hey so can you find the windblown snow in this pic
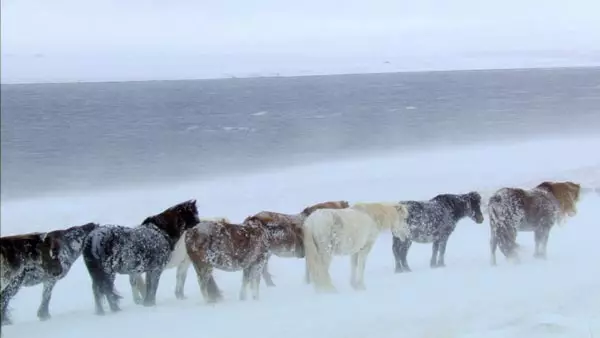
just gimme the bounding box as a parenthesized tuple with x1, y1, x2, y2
(1, 137, 599, 338)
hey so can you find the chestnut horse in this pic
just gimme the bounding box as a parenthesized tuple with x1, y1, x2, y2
(243, 200, 349, 286)
(488, 181, 581, 264)
(185, 216, 304, 303)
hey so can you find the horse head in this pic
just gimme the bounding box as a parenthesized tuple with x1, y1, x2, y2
(39, 232, 64, 277)
(142, 199, 200, 243)
(466, 192, 485, 224)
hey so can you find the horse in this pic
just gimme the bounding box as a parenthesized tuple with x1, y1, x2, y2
(129, 217, 230, 303)
(392, 192, 484, 273)
(185, 216, 304, 303)
(488, 181, 581, 265)
(1, 231, 63, 326)
(81, 199, 199, 315)
(17, 222, 99, 321)
(243, 200, 350, 286)
(303, 202, 409, 293)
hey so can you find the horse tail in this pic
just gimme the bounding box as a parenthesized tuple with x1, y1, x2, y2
(82, 229, 122, 301)
(488, 193, 520, 260)
(302, 213, 325, 287)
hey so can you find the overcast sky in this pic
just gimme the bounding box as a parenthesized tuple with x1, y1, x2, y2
(2, 0, 600, 83)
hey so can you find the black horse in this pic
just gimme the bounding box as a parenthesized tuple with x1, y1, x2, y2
(82, 200, 199, 315)
(392, 192, 484, 272)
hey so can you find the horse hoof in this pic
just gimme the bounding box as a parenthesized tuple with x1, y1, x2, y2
(95, 310, 106, 316)
(266, 282, 276, 287)
(37, 312, 51, 321)
(175, 294, 186, 300)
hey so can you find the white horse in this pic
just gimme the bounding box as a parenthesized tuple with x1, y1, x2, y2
(303, 202, 409, 293)
(130, 216, 230, 303)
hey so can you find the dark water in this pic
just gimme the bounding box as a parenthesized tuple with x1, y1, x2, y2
(2, 67, 600, 200)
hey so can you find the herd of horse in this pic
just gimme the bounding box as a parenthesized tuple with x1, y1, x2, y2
(0, 180, 593, 331)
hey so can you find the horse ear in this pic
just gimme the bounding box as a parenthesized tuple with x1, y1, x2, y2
(191, 199, 197, 207)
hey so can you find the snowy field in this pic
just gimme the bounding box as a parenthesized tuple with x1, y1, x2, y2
(2, 136, 600, 338)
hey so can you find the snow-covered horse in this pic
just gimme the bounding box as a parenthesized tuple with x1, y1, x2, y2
(303, 202, 409, 293)
(488, 181, 581, 265)
(18, 222, 99, 321)
(82, 199, 199, 315)
(243, 200, 349, 286)
(392, 192, 484, 272)
(129, 216, 230, 303)
(1, 232, 63, 326)
(185, 216, 304, 302)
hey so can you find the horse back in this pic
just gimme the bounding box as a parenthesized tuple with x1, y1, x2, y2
(490, 187, 558, 230)
(186, 222, 268, 270)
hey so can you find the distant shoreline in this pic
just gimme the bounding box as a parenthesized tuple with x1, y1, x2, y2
(3, 64, 600, 86)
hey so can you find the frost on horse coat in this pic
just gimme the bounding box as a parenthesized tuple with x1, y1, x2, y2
(392, 192, 484, 273)
(17, 222, 99, 321)
(1, 231, 63, 326)
(488, 181, 581, 265)
(244, 200, 349, 286)
(82, 199, 199, 315)
(303, 202, 409, 293)
(185, 216, 304, 303)
(129, 217, 229, 303)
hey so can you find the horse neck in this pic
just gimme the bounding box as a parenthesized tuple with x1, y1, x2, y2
(445, 195, 470, 222)
(144, 222, 178, 250)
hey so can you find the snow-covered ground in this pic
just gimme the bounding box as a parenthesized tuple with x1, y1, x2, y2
(2, 136, 600, 338)
(3, 0, 600, 83)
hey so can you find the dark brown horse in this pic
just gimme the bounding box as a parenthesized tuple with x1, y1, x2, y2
(243, 200, 349, 286)
(488, 181, 581, 265)
(185, 215, 305, 303)
(1, 232, 63, 325)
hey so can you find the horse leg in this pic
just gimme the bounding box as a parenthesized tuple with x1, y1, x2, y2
(191, 260, 220, 303)
(533, 228, 544, 259)
(436, 236, 449, 268)
(540, 228, 551, 259)
(262, 254, 276, 287)
(37, 279, 58, 321)
(175, 258, 191, 300)
(400, 239, 413, 272)
(304, 260, 311, 284)
(430, 240, 440, 268)
(1, 273, 25, 325)
(142, 270, 163, 307)
(534, 227, 551, 259)
(350, 252, 359, 287)
(250, 257, 267, 300)
(105, 273, 121, 313)
(353, 241, 375, 291)
(392, 236, 404, 273)
(316, 251, 336, 293)
(490, 230, 498, 266)
(240, 267, 251, 301)
(129, 273, 145, 305)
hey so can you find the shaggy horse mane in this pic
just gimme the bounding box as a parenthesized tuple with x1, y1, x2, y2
(535, 181, 581, 216)
(301, 200, 350, 216)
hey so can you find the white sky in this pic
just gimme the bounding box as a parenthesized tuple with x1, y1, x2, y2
(2, 0, 600, 83)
